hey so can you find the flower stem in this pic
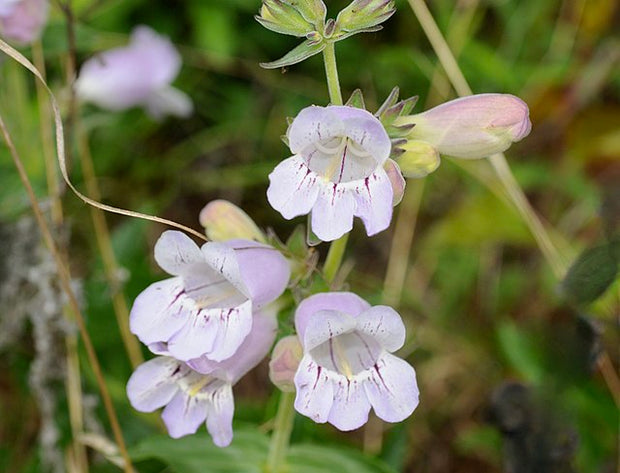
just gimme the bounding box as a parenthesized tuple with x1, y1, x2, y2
(323, 233, 350, 283)
(323, 41, 343, 106)
(266, 391, 296, 473)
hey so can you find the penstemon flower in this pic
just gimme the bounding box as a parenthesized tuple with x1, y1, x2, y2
(293, 292, 419, 431)
(127, 308, 277, 447)
(74, 25, 193, 119)
(129, 230, 289, 362)
(267, 105, 399, 241)
(393, 94, 531, 177)
(0, 0, 48, 44)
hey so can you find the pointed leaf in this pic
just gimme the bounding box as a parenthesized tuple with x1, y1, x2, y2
(260, 39, 326, 69)
(345, 89, 366, 109)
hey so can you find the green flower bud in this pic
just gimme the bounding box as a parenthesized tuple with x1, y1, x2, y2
(395, 140, 441, 178)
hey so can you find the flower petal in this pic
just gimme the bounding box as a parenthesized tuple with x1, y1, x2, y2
(267, 155, 320, 219)
(0, 0, 48, 44)
(161, 391, 208, 438)
(126, 356, 182, 412)
(352, 168, 394, 237)
(355, 305, 406, 352)
(205, 383, 235, 447)
(302, 310, 356, 351)
(295, 292, 371, 340)
(188, 307, 277, 382)
(167, 300, 253, 362)
(154, 230, 204, 276)
(384, 159, 406, 205)
(311, 182, 355, 241)
(227, 240, 290, 307)
(129, 277, 188, 345)
(287, 106, 345, 156)
(294, 355, 334, 424)
(129, 25, 181, 91)
(328, 378, 371, 431)
(340, 108, 391, 165)
(144, 86, 193, 120)
(364, 353, 419, 423)
(200, 241, 249, 297)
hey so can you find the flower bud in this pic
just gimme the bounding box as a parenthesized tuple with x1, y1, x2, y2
(396, 94, 531, 159)
(396, 140, 440, 178)
(256, 0, 322, 37)
(199, 200, 266, 243)
(334, 0, 396, 38)
(269, 335, 303, 392)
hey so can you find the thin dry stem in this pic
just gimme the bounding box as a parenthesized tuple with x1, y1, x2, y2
(31, 41, 88, 473)
(383, 181, 425, 308)
(0, 114, 134, 473)
(76, 124, 144, 369)
(406, 0, 620, 405)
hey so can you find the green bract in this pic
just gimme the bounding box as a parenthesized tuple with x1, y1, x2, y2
(257, 0, 395, 69)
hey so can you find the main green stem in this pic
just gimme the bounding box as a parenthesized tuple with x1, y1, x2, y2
(266, 392, 296, 473)
(266, 40, 348, 473)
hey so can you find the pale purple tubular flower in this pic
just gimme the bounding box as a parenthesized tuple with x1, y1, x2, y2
(293, 292, 419, 431)
(129, 230, 289, 362)
(0, 0, 49, 44)
(267, 105, 397, 242)
(127, 309, 277, 447)
(397, 93, 532, 159)
(74, 25, 193, 119)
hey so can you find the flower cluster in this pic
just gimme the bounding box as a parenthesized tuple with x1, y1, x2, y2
(118, 0, 533, 451)
(126, 230, 290, 446)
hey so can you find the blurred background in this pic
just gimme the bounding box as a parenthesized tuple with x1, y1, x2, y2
(0, 0, 618, 472)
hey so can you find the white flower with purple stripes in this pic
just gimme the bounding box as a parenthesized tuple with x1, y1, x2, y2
(293, 292, 419, 431)
(267, 105, 402, 242)
(127, 308, 277, 447)
(129, 230, 289, 362)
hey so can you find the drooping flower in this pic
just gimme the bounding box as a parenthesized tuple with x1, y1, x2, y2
(293, 292, 419, 430)
(0, 0, 48, 44)
(267, 105, 399, 241)
(394, 94, 531, 170)
(129, 230, 289, 362)
(127, 308, 277, 447)
(74, 25, 193, 119)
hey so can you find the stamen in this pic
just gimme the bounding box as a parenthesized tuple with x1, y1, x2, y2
(193, 288, 241, 309)
(347, 140, 372, 158)
(188, 376, 213, 396)
(314, 136, 347, 155)
(332, 337, 354, 379)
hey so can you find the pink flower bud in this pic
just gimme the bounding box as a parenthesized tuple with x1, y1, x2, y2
(397, 94, 531, 159)
(269, 335, 303, 392)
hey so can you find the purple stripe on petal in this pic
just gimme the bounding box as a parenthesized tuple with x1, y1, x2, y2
(267, 155, 321, 220)
(161, 391, 208, 439)
(126, 356, 182, 412)
(364, 353, 419, 423)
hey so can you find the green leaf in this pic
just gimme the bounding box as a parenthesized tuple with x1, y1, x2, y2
(560, 239, 619, 306)
(130, 429, 397, 473)
(496, 321, 545, 384)
(260, 39, 326, 69)
(130, 430, 268, 473)
(288, 444, 398, 473)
